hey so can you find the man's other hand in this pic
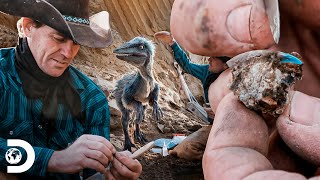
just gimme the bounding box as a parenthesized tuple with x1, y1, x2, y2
(47, 134, 116, 175)
(106, 151, 142, 180)
(154, 31, 175, 46)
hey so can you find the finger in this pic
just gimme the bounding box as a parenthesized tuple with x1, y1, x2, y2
(154, 31, 170, 37)
(203, 93, 273, 179)
(83, 149, 110, 167)
(203, 147, 273, 179)
(244, 170, 307, 180)
(207, 92, 269, 156)
(112, 152, 142, 177)
(110, 166, 122, 179)
(277, 91, 320, 165)
(105, 170, 116, 180)
(208, 69, 233, 113)
(154, 31, 165, 36)
(287, 91, 319, 125)
(84, 134, 116, 154)
(119, 150, 132, 157)
(110, 157, 130, 179)
(85, 141, 114, 161)
(81, 158, 106, 175)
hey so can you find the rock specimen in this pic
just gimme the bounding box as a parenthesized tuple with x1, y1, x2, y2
(228, 50, 303, 117)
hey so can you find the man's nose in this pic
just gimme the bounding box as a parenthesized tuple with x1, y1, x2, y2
(60, 40, 74, 59)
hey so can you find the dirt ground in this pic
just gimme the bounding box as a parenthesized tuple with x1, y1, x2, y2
(109, 105, 207, 180)
(139, 154, 203, 180)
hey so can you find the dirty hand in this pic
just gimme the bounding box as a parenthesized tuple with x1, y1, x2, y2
(153, 31, 175, 46)
(203, 104, 215, 119)
(170, 125, 211, 160)
(171, 0, 320, 97)
(170, 0, 276, 57)
(277, 91, 320, 166)
(203, 68, 320, 179)
(105, 151, 142, 180)
(47, 134, 116, 175)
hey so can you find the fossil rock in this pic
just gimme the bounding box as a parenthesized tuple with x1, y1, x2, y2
(0, 25, 17, 48)
(228, 50, 303, 117)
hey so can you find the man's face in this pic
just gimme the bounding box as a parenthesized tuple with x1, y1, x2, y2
(208, 57, 227, 73)
(26, 24, 80, 77)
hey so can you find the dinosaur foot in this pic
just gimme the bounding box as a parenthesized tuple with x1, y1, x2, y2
(134, 131, 148, 144)
(123, 139, 137, 152)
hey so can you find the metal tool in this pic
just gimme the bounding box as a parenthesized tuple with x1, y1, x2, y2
(173, 62, 209, 123)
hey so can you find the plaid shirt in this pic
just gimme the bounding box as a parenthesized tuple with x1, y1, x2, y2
(0, 48, 110, 179)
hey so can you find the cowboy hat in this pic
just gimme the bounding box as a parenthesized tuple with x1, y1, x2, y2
(0, 0, 112, 48)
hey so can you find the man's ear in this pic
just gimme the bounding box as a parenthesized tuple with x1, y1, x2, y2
(20, 17, 35, 38)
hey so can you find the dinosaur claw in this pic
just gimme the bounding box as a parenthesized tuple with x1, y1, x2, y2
(152, 103, 163, 122)
(134, 130, 148, 144)
(278, 52, 303, 65)
(123, 139, 136, 152)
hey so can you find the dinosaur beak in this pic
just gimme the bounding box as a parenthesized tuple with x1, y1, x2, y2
(278, 52, 303, 65)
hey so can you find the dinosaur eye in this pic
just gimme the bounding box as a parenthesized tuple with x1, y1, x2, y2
(139, 45, 144, 50)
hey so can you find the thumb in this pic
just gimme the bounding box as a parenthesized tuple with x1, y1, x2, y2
(277, 91, 320, 165)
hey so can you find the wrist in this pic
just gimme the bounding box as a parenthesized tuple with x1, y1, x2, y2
(47, 151, 62, 173)
(169, 40, 175, 46)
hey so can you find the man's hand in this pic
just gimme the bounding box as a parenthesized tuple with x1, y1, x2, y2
(47, 134, 116, 175)
(203, 103, 215, 119)
(169, 125, 212, 160)
(154, 31, 175, 46)
(105, 151, 142, 180)
(204, 68, 320, 179)
(277, 92, 320, 165)
(170, 0, 320, 97)
(203, 91, 320, 179)
(170, 0, 276, 57)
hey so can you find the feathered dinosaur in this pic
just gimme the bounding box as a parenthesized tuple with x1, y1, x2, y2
(113, 37, 163, 151)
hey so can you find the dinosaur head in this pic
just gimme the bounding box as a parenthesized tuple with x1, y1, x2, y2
(113, 37, 155, 67)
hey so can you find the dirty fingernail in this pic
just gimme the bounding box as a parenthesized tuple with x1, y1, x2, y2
(290, 91, 320, 125)
(226, 5, 252, 43)
(115, 152, 122, 157)
(111, 148, 116, 154)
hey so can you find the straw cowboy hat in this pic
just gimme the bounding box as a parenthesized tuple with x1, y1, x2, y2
(0, 0, 112, 48)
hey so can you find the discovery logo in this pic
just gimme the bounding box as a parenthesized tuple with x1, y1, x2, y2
(5, 139, 35, 173)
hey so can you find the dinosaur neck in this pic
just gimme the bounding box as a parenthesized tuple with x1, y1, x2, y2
(138, 57, 154, 82)
(139, 65, 153, 80)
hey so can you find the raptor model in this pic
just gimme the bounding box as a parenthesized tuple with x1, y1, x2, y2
(113, 37, 163, 151)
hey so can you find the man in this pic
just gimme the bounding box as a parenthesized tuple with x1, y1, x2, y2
(154, 31, 229, 122)
(170, 0, 320, 179)
(154, 31, 229, 161)
(0, 0, 141, 179)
